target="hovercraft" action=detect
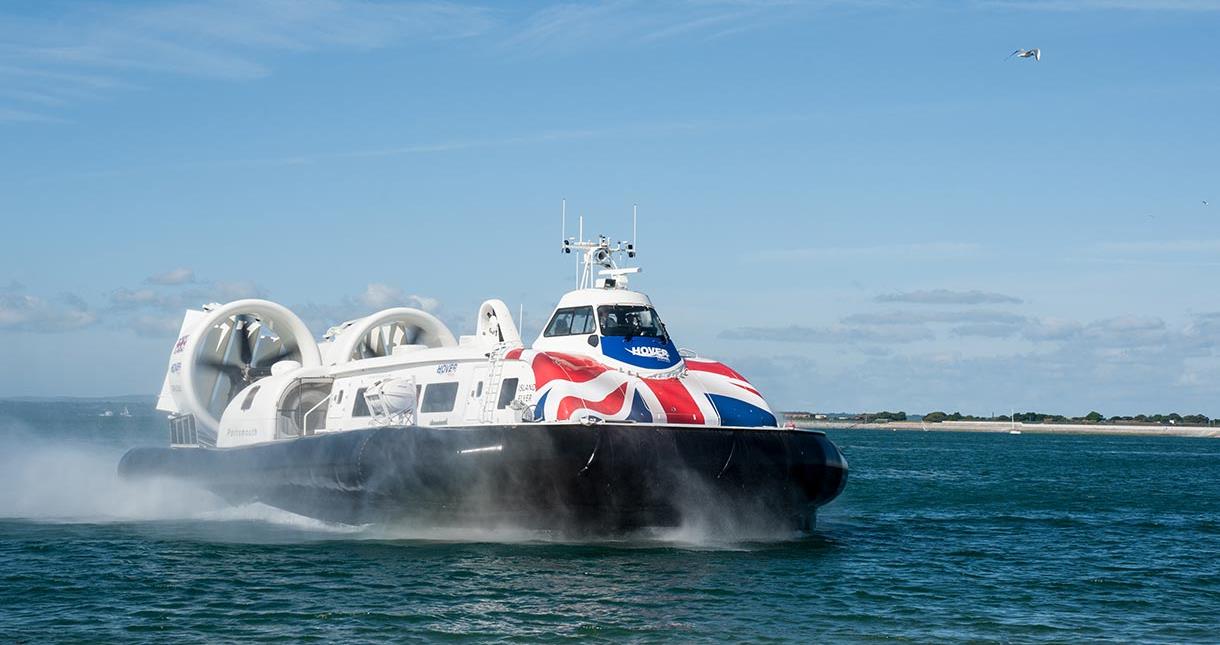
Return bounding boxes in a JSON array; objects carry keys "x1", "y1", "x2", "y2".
[{"x1": 119, "y1": 216, "x2": 847, "y2": 533}]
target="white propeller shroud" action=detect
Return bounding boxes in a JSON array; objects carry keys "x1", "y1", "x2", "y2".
[
  {"x1": 166, "y1": 299, "x2": 322, "y2": 440},
  {"x1": 326, "y1": 307, "x2": 458, "y2": 365}
]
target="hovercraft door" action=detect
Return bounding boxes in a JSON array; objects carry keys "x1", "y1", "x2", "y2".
[{"x1": 463, "y1": 365, "x2": 489, "y2": 423}]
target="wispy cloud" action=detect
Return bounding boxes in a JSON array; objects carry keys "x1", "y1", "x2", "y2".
[
  {"x1": 293, "y1": 283, "x2": 442, "y2": 335},
  {"x1": 146, "y1": 268, "x2": 195, "y2": 285},
  {"x1": 750, "y1": 242, "x2": 982, "y2": 263},
  {"x1": 0, "y1": 285, "x2": 97, "y2": 332},
  {"x1": 875, "y1": 289, "x2": 1023, "y2": 305},
  {"x1": 977, "y1": 0, "x2": 1220, "y2": 11},
  {"x1": 729, "y1": 309, "x2": 1220, "y2": 413},
  {"x1": 0, "y1": 107, "x2": 65, "y2": 124},
  {"x1": 720, "y1": 323, "x2": 935, "y2": 344},
  {"x1": 70, "y1": 119, "x2": 715, "y2": 176},
  {"x1": 503, "y1": 0, "x2": 803, "y2": 53},
  {"x1": 844, "y1": 309, "x2": 1026, "y2": 325},
  {"x1": 1095, "y1": 239, "x2": 1220, "y2": 254},
  {"x1": 0, "y1": 0, "x2": 493, "y2": 121}
]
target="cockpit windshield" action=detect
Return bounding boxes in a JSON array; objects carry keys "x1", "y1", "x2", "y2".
[{"x1": 597, "y1": 305, "x2": 668, "y2": 340}]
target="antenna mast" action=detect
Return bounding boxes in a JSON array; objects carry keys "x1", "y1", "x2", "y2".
[
  {"x1": 633, "y1": 204, "x2": 638, "y2": 256},
  {"x1": 559, "y1": 202, "x2": 641, "y2": 290}
]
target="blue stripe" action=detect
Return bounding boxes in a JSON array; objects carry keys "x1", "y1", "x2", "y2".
[
  {"x1": 705, "y1": 393, "x2": 777, "y2": 427},
  {"x1": 533, "y1": 391, "x2": 549, "y2": 421}
]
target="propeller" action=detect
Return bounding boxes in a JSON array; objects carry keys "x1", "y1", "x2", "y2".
[
  {"x1": 199, "y1": 314, "x2": 298, "y2": 408},
  {"x1": 354, "y1": 322, "x2": 424, "y2": 360}
]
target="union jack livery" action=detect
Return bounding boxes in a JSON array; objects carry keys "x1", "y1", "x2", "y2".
[
  {"x1": 121, "y1": 206, "x2": 846, "y2": 533},
  {"x1": 514, "y1": 349, "x2": 778, "y2": 427}
]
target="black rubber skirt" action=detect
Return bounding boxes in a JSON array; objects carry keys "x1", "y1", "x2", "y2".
[{"x1": 119, "y1": 423, "x2": 848, "y2": 533}]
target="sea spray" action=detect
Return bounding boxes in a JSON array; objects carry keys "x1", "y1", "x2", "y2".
[{"x1": 0, "y1": 424, "x2": 219, "y2": 522}]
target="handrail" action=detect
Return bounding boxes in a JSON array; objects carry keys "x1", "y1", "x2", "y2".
[{"x1": 301, "y1": 395, "x2": 329, "y2": 436}]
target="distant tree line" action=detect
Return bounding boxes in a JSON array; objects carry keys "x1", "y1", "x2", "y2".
[
  {"x1": 918, "y1": 410, "x2": 1213, "y2": 426},
  {"x1": 855, "y1": 411, "x2": 907, "y2": 422}
]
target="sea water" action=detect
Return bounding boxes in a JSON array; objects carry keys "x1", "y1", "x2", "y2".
[{"x1": 1, "y1": 401, "x2": 1218, "y2": 642}]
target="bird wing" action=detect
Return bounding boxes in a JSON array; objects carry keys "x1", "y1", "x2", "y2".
[
  {"x1": 1007, "y1": 49, "x2": 1022, "y2": 59},
  {"x1": 1033, "y1": 49, "x2": 1041, "y2": 61}
]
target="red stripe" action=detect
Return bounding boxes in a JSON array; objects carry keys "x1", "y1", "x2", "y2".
[
  {"x1": 505, "y1": 347, "x2": 523, "y2": 361},
  {"x1": 732, "y1": 382, "x2": 762, "y2": 398},
  {"x1": 531, "y1": 352, "x2": 609, "y2": 389},
  {"x1": 556, "y1": 382, "x2": 628, "y2": 420},
  {"x1": 685, "y1": 359, "x2": 747, "y2": 382},
  {"x1": 642, "y1": 378, "x2": 704, "y2": 424}
]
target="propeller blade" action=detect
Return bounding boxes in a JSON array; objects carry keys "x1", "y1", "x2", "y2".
[
  {"x1": 235, "y1": 315, "x2": 254, "y2": 366},
  {"x1": 198, "y1": 357, "x2": 243, "y2": 379},
  {"x1": 254, "y1": 345, "x2": 296, "y2": 368}
]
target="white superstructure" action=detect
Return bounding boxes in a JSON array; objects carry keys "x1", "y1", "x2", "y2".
[{"x1": 156, "y1": 209, "x2": 778, "y2": 449}]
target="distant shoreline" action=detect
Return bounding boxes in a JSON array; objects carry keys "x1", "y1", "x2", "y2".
[{"x1": 799, "y1": 419, "x2": 1220, "y2": 438}]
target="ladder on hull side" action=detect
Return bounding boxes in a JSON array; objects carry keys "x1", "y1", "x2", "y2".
[{"x1": 479, "y1": 343, "x2": 512, "y2": 424}]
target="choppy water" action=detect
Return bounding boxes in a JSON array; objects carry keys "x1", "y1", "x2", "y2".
[{"x1": 2, "y1": 401, "x2": 1218, "y2": 642}]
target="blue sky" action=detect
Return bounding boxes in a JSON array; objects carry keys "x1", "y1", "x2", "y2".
[{"x1": 2, "y1": 0, "x2": 1219, "y2": 415}]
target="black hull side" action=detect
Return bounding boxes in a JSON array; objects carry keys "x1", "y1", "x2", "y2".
[{"x1": 119, "y1": 424, "x2": 847, "y2": 532}]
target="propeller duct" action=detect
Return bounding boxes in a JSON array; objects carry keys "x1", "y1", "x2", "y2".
[{"x1": 171, "y1": 299, "x2": 321, "y2": 442}]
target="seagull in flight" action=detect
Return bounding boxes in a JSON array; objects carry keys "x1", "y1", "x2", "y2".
[{"x1": 1008, "y1": 48, "x2": 1041, "y2": 62}]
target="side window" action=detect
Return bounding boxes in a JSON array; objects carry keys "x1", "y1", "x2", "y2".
[
  {"x1": 496, "y1": 378, "x2": 519, "y2": 409},
  {"x1": 475, "y1": 381, "x2": 484, "y2": 398},
  {"x1": 240, "y1": 386, "x2": 261, "y2": 411},
  {"x1": 545, "y1": 310, "x2": 574, "y2": 336},
  {"x1": 352, "y1": 387, "x2": 370, "y2": 417},
  {"x1": 571, "y1": 308, "x2": 595, "y2": 334},
  {"x1": 544, "y1": 306, "x2": 596, "y2": 337},
  {"x1": 421, "y1": 382, "x2": 459, "y2": 413}
]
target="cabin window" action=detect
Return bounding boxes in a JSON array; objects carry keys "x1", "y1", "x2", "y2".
[
  {"x1": 475, "y1": 381, "x2": 484, "y2": 398},
  {"x1": 597, "y1": 305, "x2": 668, "y2": 340},
  {"x1": 334, "y1": 389, "x2": 344, "y2": 405},
  {"x1": 421, "y1": 382, "x2": 459, "y2": 413},
  {"x1": 496, "y1": 378, "x2": 519, "y2": 409},
  {"x1": 240, "y1": 386, "x2": 261, "y2": 411},
  {"x1": 544, "y1": 306, "x2": 596, "y2": 337},
  {"x1": 352, "y1": 387, "x2": 370, "y2": 417}
]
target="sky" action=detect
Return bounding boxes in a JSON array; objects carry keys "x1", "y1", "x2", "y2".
[{"x1": 1, "y1": 0, "x2": 1219, "y2": 416}]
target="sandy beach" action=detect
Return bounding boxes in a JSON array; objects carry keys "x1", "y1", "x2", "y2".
[{"x1": 797, "y1": 419, "x2": 1220, "y2": 438}]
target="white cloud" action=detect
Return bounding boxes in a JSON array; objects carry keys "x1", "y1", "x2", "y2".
[
  {"x1": 109, "y1": 287, "x2": 163, "y2": 308},
  {"x1": 843, "y1": 310, "x2": 1026, "y2": 325},
  {"x1": 0, "y1": 289, "x2": 97, "y2": 332},
  {"x1": 950, "y1": 322, "x2": 1021, "y2": 338},
  {"x1": 720, "y1": 323, "x2": 935, "y2": 344},
  {"x1": 131, "y1": 314, "x2": 184, "y2": 336},
  {"x1": 146, "y1": 267, "x2": 195, "y2": 285},
  {"x1": 191, "y1": 280, "x2": 267, "y2": 304},
  {"x1": 875, "y1": 289, "x2": 1023, "y2": 305},
  {"x1": 358, "y1": 283, "x2": 439, "y2": 312},
  {"x1": 294, "y1": 283, "x2": 443, "y2": 336}
]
